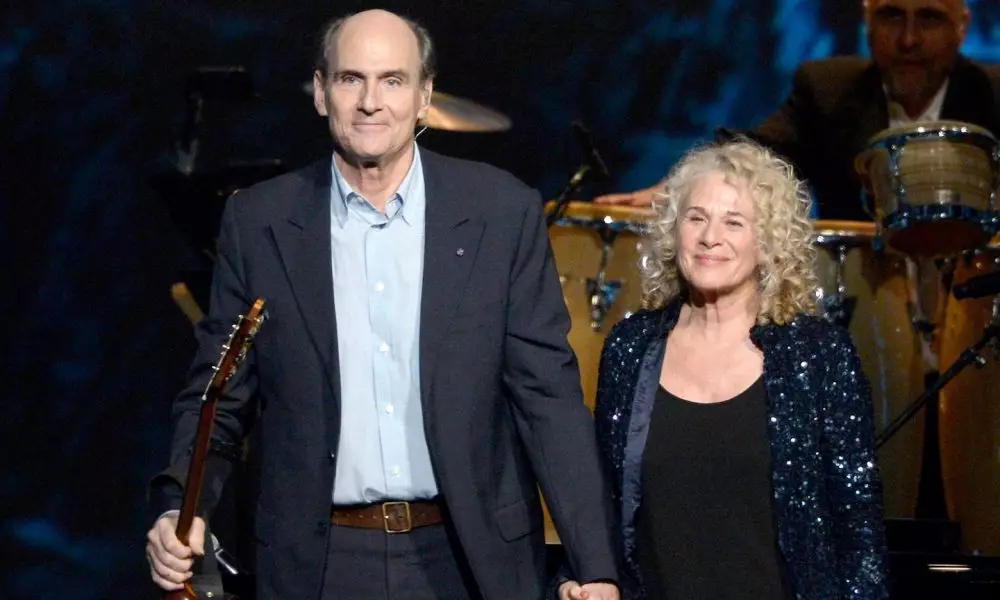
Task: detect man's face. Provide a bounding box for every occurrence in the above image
[866,0,968,109]
[313,11,431,166]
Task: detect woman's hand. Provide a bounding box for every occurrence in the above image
[559,580,620,600]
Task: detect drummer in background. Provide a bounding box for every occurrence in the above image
[596,0,1000,222]
[559,139,887,600]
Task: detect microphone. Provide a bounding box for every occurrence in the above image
[953,270,1000,300]
[571,120,610,180]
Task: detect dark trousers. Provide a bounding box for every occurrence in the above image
[320,523,482,600]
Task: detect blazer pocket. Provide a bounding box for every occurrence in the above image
[495,498,540,542]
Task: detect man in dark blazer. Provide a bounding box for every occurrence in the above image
[751,0,1000,221]
[145,9,619,600]
[595,0,1000,222]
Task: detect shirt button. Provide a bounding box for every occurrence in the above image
[385,404,394,415]
[379,342,389,353]
[390,466,401,477]
[374,282,385,292]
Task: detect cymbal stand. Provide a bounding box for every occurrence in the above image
[876,294,1000,449]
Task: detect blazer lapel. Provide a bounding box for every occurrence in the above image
[418,149,485,404]
[941,56,1000,133]
[269,160,341,399]
[845,64,890,156]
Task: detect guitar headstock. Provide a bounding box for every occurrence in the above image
[203,298,266,400]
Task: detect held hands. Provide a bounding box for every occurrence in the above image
[558,580,620,600]
[146,513,206,591]
[593,184,661,208]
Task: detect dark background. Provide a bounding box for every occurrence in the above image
[3,1,998,597]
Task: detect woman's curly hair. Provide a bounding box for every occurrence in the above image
[641,138,819,325]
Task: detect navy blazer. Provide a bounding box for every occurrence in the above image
[595,302,887,599]
[151,148,618,599]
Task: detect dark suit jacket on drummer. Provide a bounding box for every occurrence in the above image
[150,147,619,599]
[742,55,1000,221]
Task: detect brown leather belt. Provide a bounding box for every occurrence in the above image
[331,500,443,533]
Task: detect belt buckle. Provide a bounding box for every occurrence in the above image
[381,501,412,533]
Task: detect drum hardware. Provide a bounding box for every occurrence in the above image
[876,293,1000,450]
[903,256,951,370]
[815,241,856,329]
[585,227,623,332]
[953,267,1000,301]
[813,224,874,329]
[552,214,648,331]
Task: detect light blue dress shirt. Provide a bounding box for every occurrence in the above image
[329,145,438,504]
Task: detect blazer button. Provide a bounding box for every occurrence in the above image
[328,451,336,461]
[316,520,328,535]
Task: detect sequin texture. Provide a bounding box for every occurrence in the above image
[594,302,888,599]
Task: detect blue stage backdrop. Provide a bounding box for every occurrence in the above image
[2,1,998,597]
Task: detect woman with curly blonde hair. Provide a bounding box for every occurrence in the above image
[558,140,887,600]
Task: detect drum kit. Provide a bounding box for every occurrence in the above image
[545,120,1000,556]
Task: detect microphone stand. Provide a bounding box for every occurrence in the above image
[545,163,590,228]
[876,295,1000,449]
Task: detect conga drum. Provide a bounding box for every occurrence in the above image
[939,238,1000,555]
[546,201,657,411]
[813,220,928,518]
[855,120,999,257]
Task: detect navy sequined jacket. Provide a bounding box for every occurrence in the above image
[596,301,887,599]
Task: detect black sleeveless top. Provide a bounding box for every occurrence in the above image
[635,376,792,599]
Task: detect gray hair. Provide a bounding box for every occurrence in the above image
[641,138,819,325]
[314,12,437,82]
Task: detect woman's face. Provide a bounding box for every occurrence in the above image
[676,172,760,299]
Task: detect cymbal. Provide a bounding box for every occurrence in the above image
[424,91,511,132]
[302,82,511,133]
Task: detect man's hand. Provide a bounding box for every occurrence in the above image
[146,512,206,591]
[593,184,661,208]
[558,580,620,600]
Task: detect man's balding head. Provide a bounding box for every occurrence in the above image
[864,0,967,23]
[315,9,436,83]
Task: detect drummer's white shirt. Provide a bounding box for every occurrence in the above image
[885,79,949,126]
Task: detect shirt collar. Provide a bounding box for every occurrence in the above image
[884,79,949,125]
[330,144,424,227]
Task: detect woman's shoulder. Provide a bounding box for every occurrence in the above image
[775,312,848,339]
[757,313,856,357]
[604,308,669,354]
